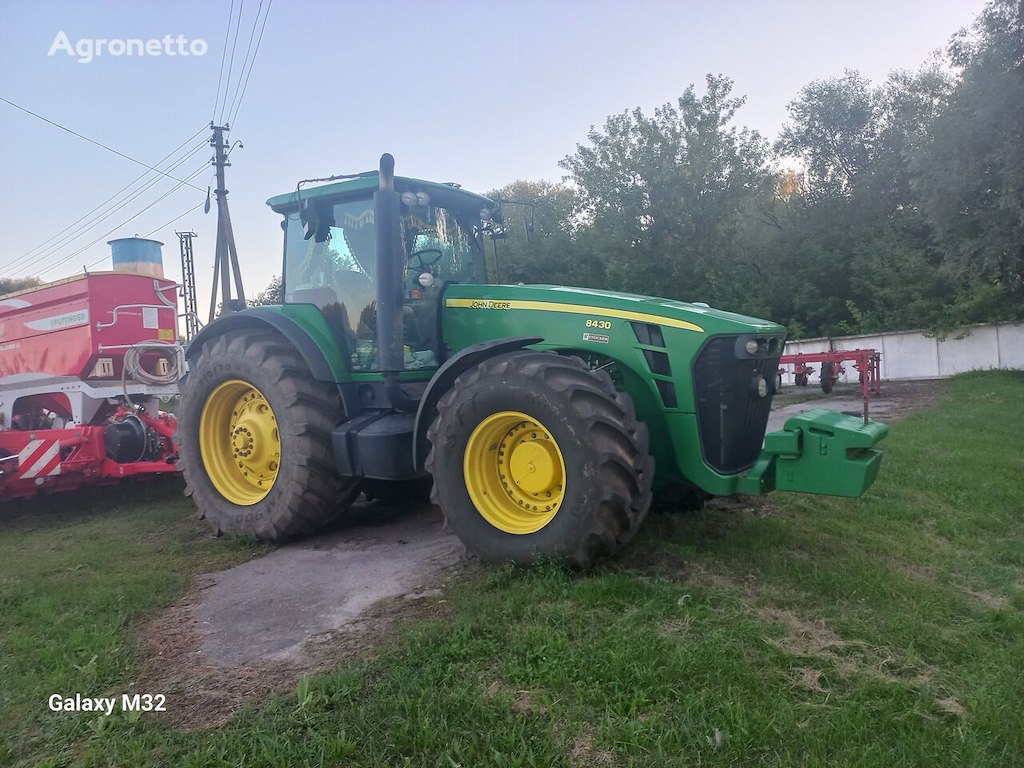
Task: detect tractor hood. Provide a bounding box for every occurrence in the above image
[447,283,785,337]
[528,285,784,334]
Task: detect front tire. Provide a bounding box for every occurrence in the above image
[425,351,653,568]
[179,330,359,540]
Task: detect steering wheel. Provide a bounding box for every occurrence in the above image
[409,248,443,271]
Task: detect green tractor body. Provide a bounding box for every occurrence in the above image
[179,155,888,566]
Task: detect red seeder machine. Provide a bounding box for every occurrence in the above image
[0,273,182,500]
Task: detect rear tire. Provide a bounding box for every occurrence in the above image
[426,351,653,568]
[179,330,360,540]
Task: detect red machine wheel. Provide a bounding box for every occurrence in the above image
[820,362,835,393]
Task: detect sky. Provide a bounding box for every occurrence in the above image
[0,0,989,317]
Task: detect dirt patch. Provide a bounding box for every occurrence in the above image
[794,666,827,693]
[935,696,967,718]
[140,578,456,729]
[756,604,943,696]
[568,731,615,767]
[687,561,763,599]
[191,502,462,666]
[138,501,464,728]
[962,589,1010,610]
[705,495,775,517]
[512,688,542,716]
[616,544,691,583]
[658,616,692,637]
[757,607,862,659]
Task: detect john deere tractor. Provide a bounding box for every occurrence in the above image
[179,155,888,567]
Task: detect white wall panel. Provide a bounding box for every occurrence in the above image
[777,322,1023,381]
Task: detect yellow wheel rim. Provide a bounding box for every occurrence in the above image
[464,411,566,534]
[199,380,281,505]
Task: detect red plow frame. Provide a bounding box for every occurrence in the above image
[779,348,882,421]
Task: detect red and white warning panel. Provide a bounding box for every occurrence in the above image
[16,438,63,479]
[0,272,183,501]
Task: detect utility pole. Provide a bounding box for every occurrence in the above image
[176,231,199,341]
[208,123,246,323]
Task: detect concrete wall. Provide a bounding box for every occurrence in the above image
[779,322,1024,385]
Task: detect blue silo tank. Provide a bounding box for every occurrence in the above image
[107,237,165,277]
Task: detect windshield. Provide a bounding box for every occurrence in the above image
[283,197,485,307]
[283,193,488,371]
[283,198,377,311]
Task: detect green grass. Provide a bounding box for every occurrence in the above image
[3,371,1023,767]
[0,481,268,767]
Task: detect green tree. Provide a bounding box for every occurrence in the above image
[0,276,41,296]
[560,74,773,304]
[484,181,597,287]
[776,70,876,200]
[773,66,957,335]
[250,275,284,306]
[913,0,1024,324]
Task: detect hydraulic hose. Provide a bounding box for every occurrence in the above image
[121,342,183,399]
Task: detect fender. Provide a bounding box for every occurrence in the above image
[185,308,337,382]
[412,336,543,470]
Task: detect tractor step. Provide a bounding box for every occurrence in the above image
[331,411,419,481]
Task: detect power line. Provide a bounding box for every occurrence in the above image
[41,161,211,278]
[224,0,263,123]
[0,96,205,192]
[6,142,210,277]
[141,202,205,241]
[3,140,208,277]
[211,0,235,121]
[228,0,273,127]
[219,0,246,124]
[3,127,208,274]
[24,146,209,278]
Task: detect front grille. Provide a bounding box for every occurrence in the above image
[693,335,781,474]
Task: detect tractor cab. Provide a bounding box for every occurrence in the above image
[268,173,500,373]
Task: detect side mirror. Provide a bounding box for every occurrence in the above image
[300,199,318,241]
[300,200,335,242]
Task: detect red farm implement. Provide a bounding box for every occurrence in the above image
[0,273,183,500]
[779,348,882,419]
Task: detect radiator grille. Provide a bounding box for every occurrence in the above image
[693,336,780,473]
